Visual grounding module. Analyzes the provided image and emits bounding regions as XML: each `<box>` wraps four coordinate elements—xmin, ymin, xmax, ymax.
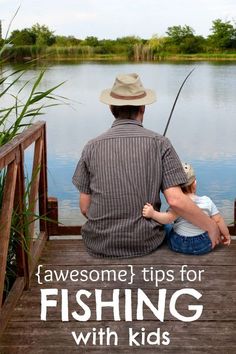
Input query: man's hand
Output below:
<box><xmin>142</xmin><ymin>203</ymin><xmax>154</xmax><ymax>219</ymax></box>
<box><xmin>221</xmin><ymin>234</ymin><xmax>231</xmax><ymax>246</ymax></box>
<box><xmin>205</xmin><ymin>220</ymin><xmax>221</xmax><ymax>249</ymax></box>
<box><xmin>211</xmin><ymin>213</ymin><xmax>231</xmax><ymax>246</ymax></box>
<box><xmin>208</xmin><ymin>223</ymin><xmax>221</xmax><ymax>248</ymax></box>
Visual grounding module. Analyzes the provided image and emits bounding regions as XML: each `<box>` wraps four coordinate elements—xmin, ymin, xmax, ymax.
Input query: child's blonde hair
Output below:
<box><xmin>181</xmin><ymin>181</ymin><xmax>196</xmax><ymax>194</ymax></box>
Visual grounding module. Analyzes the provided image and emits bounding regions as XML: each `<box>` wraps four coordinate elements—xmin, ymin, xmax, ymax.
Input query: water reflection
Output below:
<box><xmin>3</xmin><ymin>62</ymin><xmax>236</xmax><ymax>224</ymax></box>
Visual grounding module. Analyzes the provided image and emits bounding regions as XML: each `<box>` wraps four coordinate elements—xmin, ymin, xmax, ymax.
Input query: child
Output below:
<box><xmin>142</xmin><ymin>162</ymin><xmax>231</xmax><ymax>255</ymax></box>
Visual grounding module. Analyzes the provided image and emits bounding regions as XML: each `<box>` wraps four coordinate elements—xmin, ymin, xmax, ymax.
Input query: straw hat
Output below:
<box><xmin>182</xmin><ymin>162</ymin><xmax>196</xmax><ymax>187</ymax></box>
<box><xmin>100</xmin><ymin>73</ymin><xmax>156</xmax><ymax>106</ymax></box>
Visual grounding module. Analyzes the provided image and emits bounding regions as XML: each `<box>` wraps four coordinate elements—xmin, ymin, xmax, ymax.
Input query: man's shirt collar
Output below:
<box><xmin>111</xmin><ymin>118</ymin><xmax>143</xmax><ymax>128</ymax></box>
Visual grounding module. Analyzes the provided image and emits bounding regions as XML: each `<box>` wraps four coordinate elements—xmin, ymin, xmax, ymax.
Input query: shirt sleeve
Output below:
<box><xmin>72</xmin><ymin>145</ymin><xmax>91</xmax><ymax>194</ymax></box>
<box><xmin>208</xmin><ymin>197</ymin><xmax>219</xmax><ymax>216</ymax></box>
<box><xmin>160</xmin><ymin>137</ymin><xmax>187</xmax><ymax>191</ymax></box>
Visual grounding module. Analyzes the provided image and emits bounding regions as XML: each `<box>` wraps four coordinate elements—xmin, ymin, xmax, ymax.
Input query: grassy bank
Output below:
<box><xmin>2</xmin><ymin>45</ymin><xmax>236</xmax><ymax>62</ymax></box>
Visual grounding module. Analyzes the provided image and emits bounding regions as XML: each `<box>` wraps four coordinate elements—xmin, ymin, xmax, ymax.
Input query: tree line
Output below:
<box><xmin>2</xmin><ymin>19</ymin><xmax>236</xmax><ymax>61</ymax></box>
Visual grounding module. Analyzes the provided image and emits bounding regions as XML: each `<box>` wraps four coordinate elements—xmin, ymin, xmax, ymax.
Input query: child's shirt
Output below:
<box><xmin>173</xmin><ymin>195</ymin><xmax>219</xmax><ymax>237</ymax></box>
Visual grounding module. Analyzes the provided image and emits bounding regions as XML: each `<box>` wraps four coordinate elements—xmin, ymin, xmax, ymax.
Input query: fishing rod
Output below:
<box><xmin>163</xmin><ymin>67</ymin><xmax>195</xmax><ymax>137</ymax></box>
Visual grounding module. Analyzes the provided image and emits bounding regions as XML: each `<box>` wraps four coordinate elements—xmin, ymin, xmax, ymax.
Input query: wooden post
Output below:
<box><xmin>234</xmin><ymin>199</ymin><xmax>236</xmax><ymax>234</ymax></box>
<box><xmin>47</xmin><ymin>197</ymin><xmax>59</xmax><ymax>236</ymax></box>
<box><xmin>38</xmin><ymin>124</ymin><xmax>48</xmax><ymax>237</ymax></box>
<box><xmin>0</xmin><ymin>161</ymin><xmax>18</xmax><ymax>307</ymax></box>
<box><xmin>14</xmin><ymin>145</ymin><xmax>30</xmax><ymax>288</ymax></box>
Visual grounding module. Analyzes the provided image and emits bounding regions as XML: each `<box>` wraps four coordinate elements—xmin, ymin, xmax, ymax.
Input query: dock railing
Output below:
<box><xmin>0</xmin><ymin>121</ymin><xmax>236</xmax><ymax>334</ymax></box>
<box><xmin>0</xmin><ymin>121</ymin><xmax>49</xmax><ymax>331</ymax></box>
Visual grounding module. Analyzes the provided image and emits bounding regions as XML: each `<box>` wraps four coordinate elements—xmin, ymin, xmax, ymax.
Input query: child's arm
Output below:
<box><xmin>211</xmin><ymin>213</ymin><xmax>231</xmax><ymax>245</ymax></box>
<box><xmin>142</xmin><ymin>203</ymin><xmax>177</xmax><ymax>224</ymax></box>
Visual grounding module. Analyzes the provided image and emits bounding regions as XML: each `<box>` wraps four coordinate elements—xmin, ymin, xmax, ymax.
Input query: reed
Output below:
<box><xmin>4</xmin><ymin>43</ymin><xmax>236</xmax><ymax>63</ymax></box>
<box><xmin>0</xmin><ymin>15</ymin><xmax>65</xmax><ymax>296</ymax></box>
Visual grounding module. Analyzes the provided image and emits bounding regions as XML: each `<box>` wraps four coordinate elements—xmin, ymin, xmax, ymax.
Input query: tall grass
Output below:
<box><xmin>0</xmin><ymin>29</ymin><xmax>65</xmax><ymax>298</ymax></box>
<box><xmin>3</xmin><ymin>44</ymin><xmax>236</xmax><ymax>63</ymax></box>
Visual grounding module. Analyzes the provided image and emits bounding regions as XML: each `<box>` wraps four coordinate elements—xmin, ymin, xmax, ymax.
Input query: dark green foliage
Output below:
<box><xmin>165</xmin><ymin>25</ymin><xmax>206</xmax><ymax>54</ymax></box>
<box><xmin>9</xmin><ymin>23</ymin><xmax>56</xmax><ymax>48</ymax></box>
<box><xmin>9</xmin><ymin>29</ymin><xmax>36</xmax><ymax>45</ymax></box>
<box><xmin>166</xmin><ymin>25</ymin><xmax>195</xmax><ymax>45</ymax></box>
<box><xmin>83</xmin><ymin>36</ymin><xmax>99</xmax><ymax>47</ymax></box>
<box><xmin>179</xmin><ymin>36</ymin><xmax>206</xmax><ymax>54</ymax></box>
<box><xmin>208</xmin><ymin>19</ymin><xmax>236</xmax><ymax>50</ymax></box>
<box><xmin>55</xmin><ymin>35</ymin><xmax>82</xmax><ymax>47</ymax></box>
<box><xmin>30</xmin><ymin>23</ymin><xmax>56</xmax><ymax>46</ymax></box>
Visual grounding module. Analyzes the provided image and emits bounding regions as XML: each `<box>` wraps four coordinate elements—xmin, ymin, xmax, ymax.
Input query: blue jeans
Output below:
<box><xmin>164</xmin><ymin>224</ymin><xmax>212</xmax><ymax>255</ymax></box>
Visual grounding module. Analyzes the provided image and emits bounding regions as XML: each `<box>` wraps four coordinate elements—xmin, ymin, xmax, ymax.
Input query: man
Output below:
<box><xmin>72</xmin><ymin>73</ymin><xmax>220</xmax><ymax>258</ymax></box>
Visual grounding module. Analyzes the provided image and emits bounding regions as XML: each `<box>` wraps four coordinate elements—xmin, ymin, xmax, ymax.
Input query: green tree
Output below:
<box><xmin>165</xmin><ymin>25</ymin><xmax>206</xmax><ymax>53</ymax></box>
<box><xmin>208</xmin><ymin>19</ymin><xmax>236</xmax><ymax>50</ymax></box>
<box><xmin>116</xmin><ymin>36</ymin><xmax>142</xmax><ymax>46</ymax></box>
<box><xmin>98</xmin><ymin>39</ymin><xmax>116</xmax><ymax>54</ymax></box>
<box><xmin>179</xmin><ymin>35</ymin><xmax>206</xmax><ymax>53</ymax></box>
<box><xmin>31</xmin><ymin>23</ymin><xmax>55</xmax><ymax>46</ymax></box>
<box><xmin>166</xmin><ymin>25</ymin><xmax>195</xmax><ymax>45</ymax></box>
<box><xmin>55</xmin><ymin>35</ymin><xmax>81</xmax><ymax>46</ymax></box>
<box><xmin>9</xmin><ymin>29</ymin><xmax>36</xmax><ymax>45</ymax></box>
<box><xmin>83</xmin><ymin>36</ymin><xmax>99</xmax><ymax>47</ymax></box>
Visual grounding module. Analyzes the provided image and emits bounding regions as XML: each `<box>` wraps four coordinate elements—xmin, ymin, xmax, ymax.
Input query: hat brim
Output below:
<box><xmin>100</xmin><ymin>89</ymin><xmax>156</xmax><ymax>106</ymax></box>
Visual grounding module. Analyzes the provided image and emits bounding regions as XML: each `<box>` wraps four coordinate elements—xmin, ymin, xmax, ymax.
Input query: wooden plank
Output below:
<box><xmin>1</xmin><ymin>321</ymin><xmax>236</xmax><ymax>349</ymax></box>
<box><xmin>29</xmin><ymin>264</ymin><xmax>236</xmax><ymax>290</ymax></box>
<box><xmin>0</xmin><ymin>348</ymin><xmax>234</xmax><ymax>354</ymax></box>
<box><xmin>0</xmin><ymin>122</ymin><xmax>45</xmax><ymax>170</ymax></box>
<box><xmin>8</xmin><ymin>289</ymin><xmax>236</xmax><ymax>322</ymax></box>
<box><xmin>38</xmin><ymin>252</ymin><xmax>236</xmax><ymax>266</ymax></box>
<box><xmin>1</xmin><ymin>344</ymin><xmax>229</xmax><ymax>354</ymax></box>
<box><xmin>30</xmin><ymin>232</ymin><xmax>48</xmax><ymax>280</ymax></box>
<box><xmin>0</xmin><ymin>277</ymin><xmax>25</xmax><ymax>335</ymax></box>
<box><xmin>39</xmin><ymin>240</ymin><xmax>236</xmax><ymax>266</ymax></box>
<box><xmin>57</xmin><ymin>225</ymin><xmax>82</xmax><ymax>235</ymax></box>
<box><xmin>45</xmin><ymin>239</ymin><xmax>236</xmax><ymax>249</ymax></box>
<box><xmin>14</xmin><ymin>288</ymin><xmax>236</xmax><ymax>307</ymax></box>
<box><xmin>7</xmin><ymin>306</ymin><xmax>236</xmax><ymax>323</ymax></box>
<box><xmin>28</xmin><ymin>137</ymin><xmax>43</xmax><ymax>253</ymax></box>
<box><xmin>0</xmin><ymin>161</ymin><xmax>18</xmax><ymax>307</ymax></box>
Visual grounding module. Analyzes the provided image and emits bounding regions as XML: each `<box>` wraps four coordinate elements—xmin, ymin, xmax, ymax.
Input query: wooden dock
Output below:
<box><xmin>0</xmin><ymin>121</ymin><xmax>236</xmax><ymax>353</ymax></box>
<box><xmin>0</xmin><ymin>239</ymin><xmax>236</xmax><ymax>353</ymax></box>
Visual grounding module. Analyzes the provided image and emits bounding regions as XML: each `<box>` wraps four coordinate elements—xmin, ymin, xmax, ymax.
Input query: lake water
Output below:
<box><xmin>3</xmin><ymin>61</ymin><xmax>236</xmax><ymax>225</ymax></box>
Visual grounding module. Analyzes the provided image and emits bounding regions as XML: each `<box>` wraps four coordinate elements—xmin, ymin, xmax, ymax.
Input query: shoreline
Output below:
<box><xmin>2</xmin><ymin>51</ymin><xmax>236</xmax><ymax>64</ymax></box>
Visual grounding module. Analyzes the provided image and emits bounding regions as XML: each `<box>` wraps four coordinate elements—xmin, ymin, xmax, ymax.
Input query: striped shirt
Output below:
<box><xmin>72</xmin><ymin>118</ymin><xmax>187</xmax><ymax>258</ymax></box>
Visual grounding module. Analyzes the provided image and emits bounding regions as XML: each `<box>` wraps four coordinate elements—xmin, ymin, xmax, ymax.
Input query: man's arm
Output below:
<box><xmin>164</xmin><ymin>186</ymin><xmax>221</xmax><ymax>248</ymax></box>
<box><xmin>80</xmin><ymin>193</ymin><xmax>91</xmax><ymax>218</ymax></box>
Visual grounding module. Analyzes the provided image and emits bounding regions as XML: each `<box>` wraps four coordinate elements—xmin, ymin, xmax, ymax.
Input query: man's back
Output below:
<box><xmin>73</xmin><ymin>118</ymin><xmax>186</xmax><ymax>258</ymax></box>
